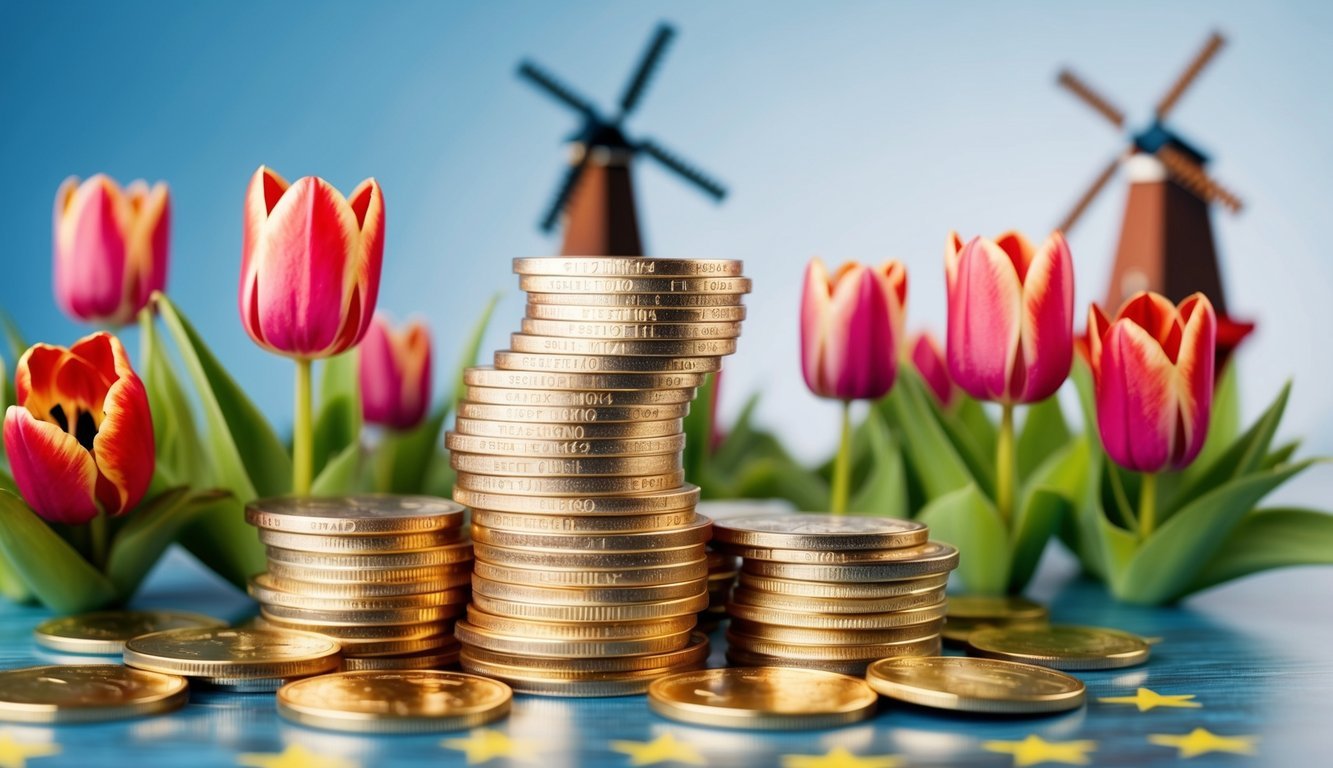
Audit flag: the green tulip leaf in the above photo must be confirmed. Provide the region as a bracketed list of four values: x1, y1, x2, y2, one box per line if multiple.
[0, 490, 118, 612]
[1017, 396, 1070, 480]
[0, 466, 15, 497]
[1262, 441, 1301, 470]
[1118, 459, 1314, 604]
[449, 293, 501, 413]
[177, 496, 263, 589]
[730, 456, 830, 512]
[847, 409, 908, 519]
[106, 488, 230, 596]
[139, 308, 207, 487]
[919, 484, 1009, 595]
[1070, 451, 1111, 580]
[924, 386, 995, 499]
[372, 406, 449, 494]
[683, 373, 716, 484]
[1187, 507, 1333, 593]
[1187, 363, 1241, 479]
[879, 372, 975, 502]
[0, 471, 31, 599]
[1009, 488, 1069, 593]
[313, 350, 361, 478]
[955, 397, 998, 459]
[312, 442, 363, 496]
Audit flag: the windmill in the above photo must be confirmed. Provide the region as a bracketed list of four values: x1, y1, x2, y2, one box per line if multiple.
[518, 22, 726, 257]
[1056, 30, 1253, 367]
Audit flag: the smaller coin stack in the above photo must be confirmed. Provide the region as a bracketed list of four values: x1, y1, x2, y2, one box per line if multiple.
[448, 256, 749, 696]
[696, 501, 793, 629]
[713, 514, 959, 676]
[245, 495, 471, 670]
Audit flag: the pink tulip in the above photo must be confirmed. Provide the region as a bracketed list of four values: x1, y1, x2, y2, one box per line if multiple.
[945, 230, 1074, 405]
[909, 331, 957, 408]
[359, 315, 432, 430]
[53, 175, 170, 326]
[1088, 292, 1216, 473]
[239, 166, 385, 359]
[800, 258, 907, 401]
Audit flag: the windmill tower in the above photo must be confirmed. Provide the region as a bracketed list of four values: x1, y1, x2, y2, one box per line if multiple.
[518, 22, 726, 257]
[1057, 31, 1253, 367]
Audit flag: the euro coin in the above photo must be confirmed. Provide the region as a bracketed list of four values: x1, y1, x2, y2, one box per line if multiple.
[341, 648, 461, 671]
[526, 291, 744, 308]
[453, 471, 686, 496]
[517, 274, 751, 295]
[266, 560, 468, 585]
[471, 592, 709, 623]
[258, 603, 461, 627]
[34, 611, 226, 655]
[509, 332, 738, 358]
[461, 386, 695, 407]
[463, 366, 704, 392]
[277, 670, 511, 733]
[712, 514, 928, 551]
[647, 667, 877, 731]
[493, 351, 721, 375]
[728, 585, 948, 614]
[723, 647, 884, 677]
[727, 600, 948, 630]
[519, 318, 742, 340]
[728, 618, 944, 646]
[720, 540, 956, 566]
[471, 576, 704, 605]
[453, 417, 684, 441]
[248, 575, 466, 611]
[512, 257, 744, 277]
[464, 607, 697, 641]
[254, 616, 447, 641]
[244, 495, 465, 535]
[740, 543, 960, 581]
[449, 452, 682, 477]
[458, 657, 704, 697]
[0, 665, 188, 723]
[738, 572, 949, 599]
[452, 484, 698, 515]
[471, 542, 706, 569]
[526, 302, 746, 323]
[456, 401, 691, 424]
[455, 621, 692, 658]
[473, 558, 708, 588]
[196, 676, 297, 694]
[263, 543, 473, 568]
[865, 656, 1086, 714]
[124, 627, 341, 679]
[470, 508, 696, 534]
[726, 630, 942, 661]
[470, 517, 710, 551]
[966, 625, 1150, 670]
[257, 572, 470, 599]
[460, 632, 709, 674]
[257, 528, 461, 554]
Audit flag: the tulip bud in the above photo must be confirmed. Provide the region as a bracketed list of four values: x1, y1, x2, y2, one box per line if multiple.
[800, 258, 907, 401]
[359, 315, 432, 430]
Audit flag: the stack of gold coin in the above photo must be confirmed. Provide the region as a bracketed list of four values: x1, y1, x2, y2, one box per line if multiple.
[448, 256, 749, 696]
[713, 514, 959, 675]
[696, 501, 792, 629]
[243, 495, 470, 669]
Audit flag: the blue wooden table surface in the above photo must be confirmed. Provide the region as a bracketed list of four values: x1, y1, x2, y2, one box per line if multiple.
[0, 545, 1329, 768]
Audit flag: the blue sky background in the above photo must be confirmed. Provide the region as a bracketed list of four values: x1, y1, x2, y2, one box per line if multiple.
[3, 1, 1332, 486]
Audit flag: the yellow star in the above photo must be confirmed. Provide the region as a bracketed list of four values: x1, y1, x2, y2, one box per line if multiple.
[236, 744, 357, 768]
[1148, 728, 1258, 758]
[611, 733, 706, 766]
[983, 735, 1097, 767]
[1100, 687, 1202, 712]
[0, 732, 59, 768]
[780, 746, 904, 768]
[442, 728, 540, 765]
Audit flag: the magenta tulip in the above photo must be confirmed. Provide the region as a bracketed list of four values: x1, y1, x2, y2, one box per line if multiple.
[800, 258, 907, 402]
[359, 315, 432, 430]
[53, 175, 170, 326]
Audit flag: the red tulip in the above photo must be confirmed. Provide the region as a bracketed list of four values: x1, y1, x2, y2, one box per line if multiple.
[359, 315, 432, 430]
[800, 258, 907, 401]
[53, 175, 170, 326]
[1088, 292, 1216, 473]
[3, 333, 154, 524]
[239, 166, 385, 359]
[909, 331, 957, 408]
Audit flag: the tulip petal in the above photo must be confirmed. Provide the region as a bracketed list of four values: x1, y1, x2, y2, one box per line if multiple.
[1086, 303, 1112, 379]
[800, 259, 833, 395]
[91, 373, 154, 516]
[829, 267, 896, 400]
[3, 406, 100, 525]
[911, 332, 955, 407]
[1171, 293, 1216, 468]
[1116, 291, 1182, 361]
[1014, 232, 1074, 402]
[944, 231, 966, 292]
[875, 261, 908, 350]
[1097, 321, 1179, 473]
[341, 178, 386, 351]
[53, 176, 130, 323]
[123, 182, 171, 318]
[947, 238, 1023, 403]
[240, 167, 291, 347]
[994, 230, 1036, 280]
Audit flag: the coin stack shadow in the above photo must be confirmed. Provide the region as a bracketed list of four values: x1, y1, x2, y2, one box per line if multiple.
[447, 257, 749, 696]
[715, 519, 960, 676]
[245, 496, 472, 670]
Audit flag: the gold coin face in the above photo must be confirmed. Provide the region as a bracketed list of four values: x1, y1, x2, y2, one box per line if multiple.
[866, 656, 1085, 714]
[966, 625, 1150, 670]
[512, 257, 744, 277]
[34, 611, 227, 655]
[277, 670, 511, 734]
[124, 627, 342, 678]
[0, 665, 188, 724]
[947, 595, 1049, 622]
[647, 667, 877, 730]
[713, 514, 928, 550]
[245, 495, 466, 535]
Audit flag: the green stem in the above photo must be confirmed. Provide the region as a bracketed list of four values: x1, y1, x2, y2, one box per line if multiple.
[996, 403, 1015, 525]
[1139, 472, 1158, 540]
[89, 513, 108, 572]
[830, 400, 853, 515]
[293, 358, 314, 495]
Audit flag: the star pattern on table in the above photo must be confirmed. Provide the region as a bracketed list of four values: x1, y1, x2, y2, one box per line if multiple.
[983, 735, 1097, 767]
[236, 744, 358, 768]
[1148, 727, 1258, 759]
[780, 746, 904, 768]
[442, 728, 540, 764]
[1100, 687, 1202, 712]
[0, 732, 60, 768]
[610, 733, 706, 766]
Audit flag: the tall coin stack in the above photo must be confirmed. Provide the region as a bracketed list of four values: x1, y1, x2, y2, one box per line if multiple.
[712, 514, 960, 675]
[448, 256, 749, 696]
[245, 495, 472, 670]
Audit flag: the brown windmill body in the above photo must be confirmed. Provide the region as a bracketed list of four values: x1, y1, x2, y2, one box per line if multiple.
[558, 148, 642, 257]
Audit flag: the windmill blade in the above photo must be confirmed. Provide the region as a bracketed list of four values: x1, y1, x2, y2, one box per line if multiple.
[637, 139, 727, 201]
[539, 152, 591, 232]
[1057, 69, 1126, 129]
[518, 60, 597, 119]
[618, 23, 676, 117]
[1156, 145, 1243, 213]
[1058, 152, 1125, 233]
[1155, 32, 1226, 119]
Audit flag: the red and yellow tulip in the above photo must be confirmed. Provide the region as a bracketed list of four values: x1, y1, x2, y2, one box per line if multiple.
[53, 175, 170, 326]
[238, 166, 385, 360]
[800, 258, 907, 402]
[3, 333, 154, 525]
[359, 315, 432, 430]
[909, 331, 956, 408]
[1087, 291, 1216, 474]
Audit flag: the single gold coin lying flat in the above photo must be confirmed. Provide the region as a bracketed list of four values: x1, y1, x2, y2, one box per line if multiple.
[712, 514, 928, 551]
[526, 302, 746, 324]
[461, 386, 695, 407]
[865, 656, 1085, 714]
[450, 451, 682, 478]
[728, 618, 944, 647]
[255, 616, 447, 641]
[340, 647, 461, 671]
[257, 571, 470, 599]
[471, 575, 704, 606]
[464, 607, 697, 641]
[726, 631, 942, 662]
[266, 559, 468, 585]
[720, 540, 954, 566]
[727, 599, 947, 630]
[738, 572, 949, 600]
[471, 541, 706, 570]
[0, 665, 188, 724]
[493, 350, 721, 376]
[470, 508, 696, 535]
[249, 574, 466, 611]
[123, 627, 342, 679]
[456, 400, 691, 425]
[526, 290, 743, 308]
[471, 591, 708, 623]
[263, 542, 473, 569]
[245, 495, 466, 535]
[463, 366, 704, 392]
[728, 585, 947, 614]
[455, 471, 687, 498]
[517, 274, 751, 295]
[518, 318, 742, 342]
[258, 602, 460, 627]
[510, 332, 738, 358]
[34, 610, 226, 655]
[512, 257, 744, 277]
[470, 516, 711, 552]
[647, 667, 877, 730]
[455, 621, 692, 659]
[740, 544, 959, 581]
[258, 528, 460, 554]
[453, 417, 685, 442]
[460, 633, 710, 676]
[473, 558, 708, 588]
[452, 484, 698, 515]
[947, 595, 1049, 622]
[966, 625, 1150, 670]
[277, 670, 510, 733]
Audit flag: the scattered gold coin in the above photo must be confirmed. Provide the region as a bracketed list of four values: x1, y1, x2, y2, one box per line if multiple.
[966, 624, 1151, 670]
[123, 627, 342, 680]
[648, 667, 878, 730]
[866, 656, 1086, 714]
[34, 610, 225, 655]
[0, 665, 187, 723]
[277, 670, 511, 733]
